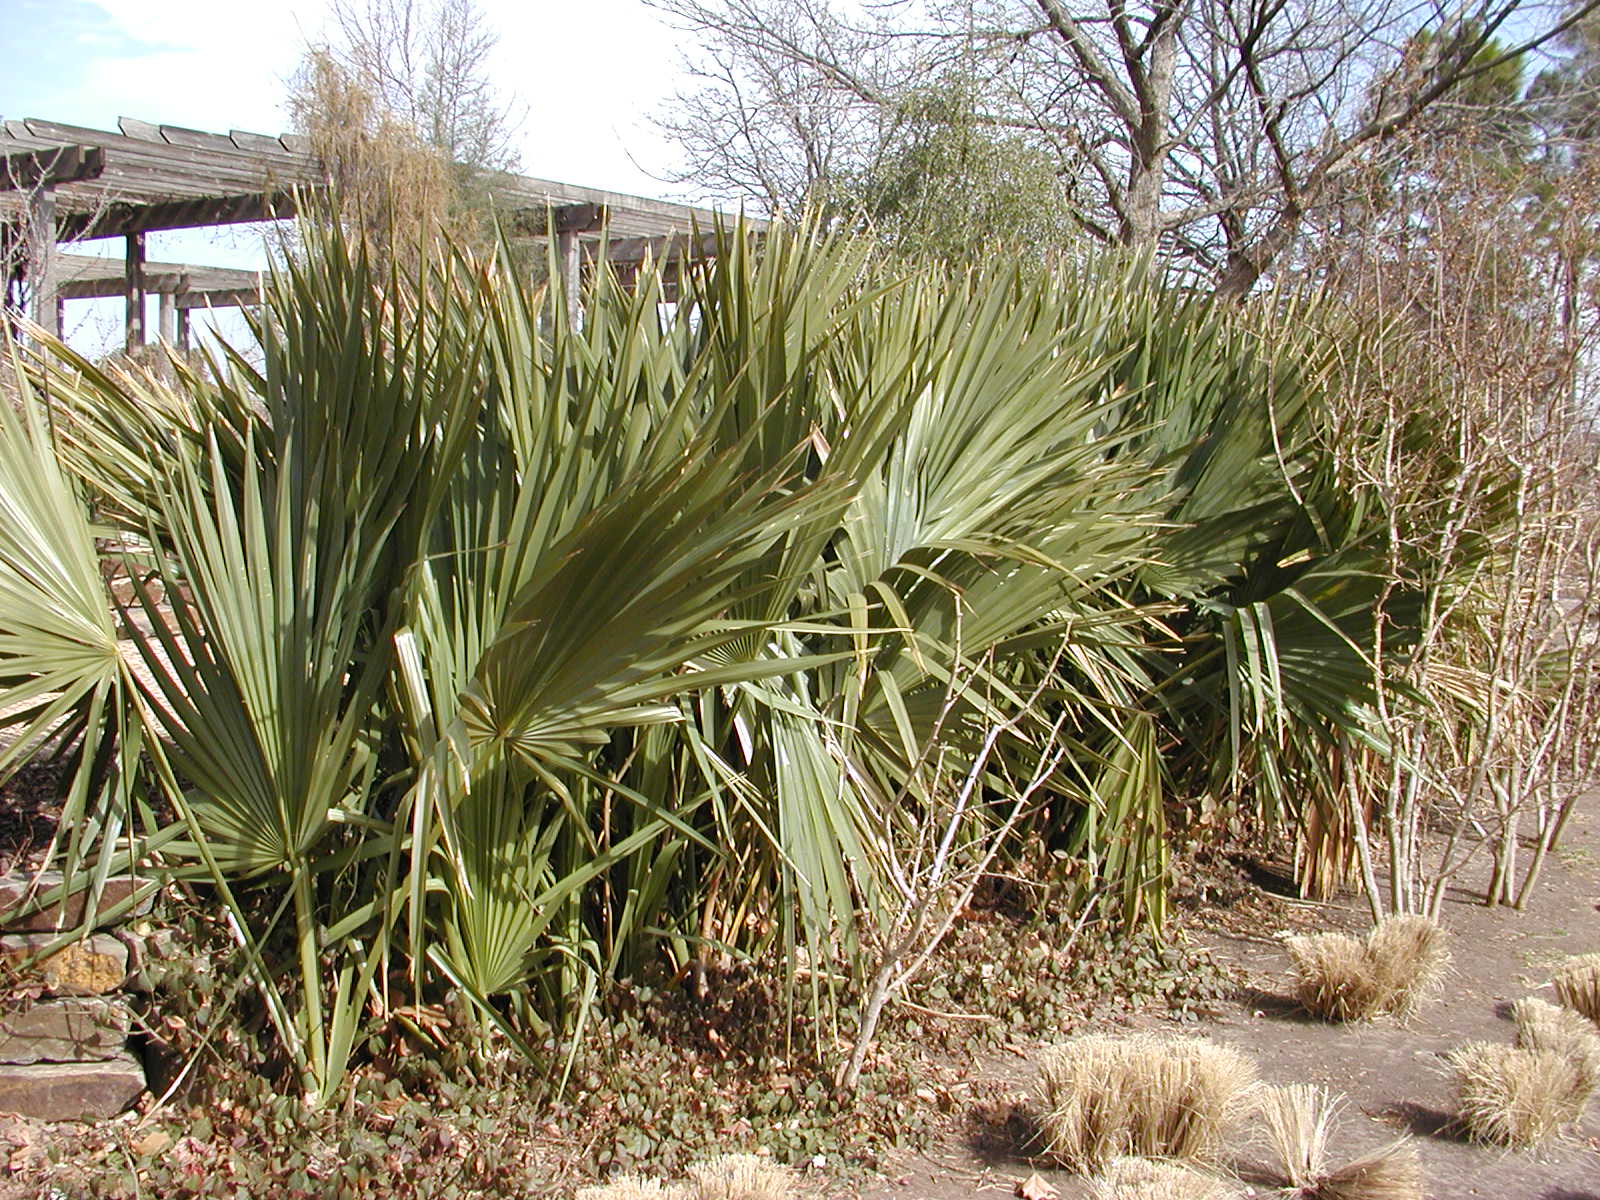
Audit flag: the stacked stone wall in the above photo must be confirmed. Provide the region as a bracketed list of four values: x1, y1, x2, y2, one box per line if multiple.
[0, 874, 151, 1121]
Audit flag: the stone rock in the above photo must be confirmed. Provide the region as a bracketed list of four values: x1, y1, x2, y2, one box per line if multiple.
[0, 873, 152, 933]
[0, 1055, 145, 1121]
[0, 934, 128, 995]
[0, 999, 131, 1065]
[116, 927, 182, 993]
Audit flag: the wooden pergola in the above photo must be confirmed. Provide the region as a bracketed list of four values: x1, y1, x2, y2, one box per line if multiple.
[55, 254, 265, 349]
[1, 116, 747, 349]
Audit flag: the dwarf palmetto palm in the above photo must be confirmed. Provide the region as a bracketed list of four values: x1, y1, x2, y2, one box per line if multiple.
[0, 218, 1429, 1102]
[0, 351, 173, 934]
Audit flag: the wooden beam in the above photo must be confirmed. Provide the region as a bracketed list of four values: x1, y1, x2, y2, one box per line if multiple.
[173, 289, 260, 310]
[0, 145, 105, 194]
[159, 292, 177, 344]
[26, 186, 57, 336]
[557, 228, 582, 333]
[506, 202, 606, 237]
[125, 233, 144, 354]
[57, 190, 304, 241]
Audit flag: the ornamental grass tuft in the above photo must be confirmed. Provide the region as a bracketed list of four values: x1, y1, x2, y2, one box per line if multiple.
[1254, 1083, 1421, 1200]
[1552, 953, 1600, 1025]
[1285, 916, 1448, 1022]
[683, 1153, 794, 1200]
[575, 1176, 680, 1200]
[1036, 1034, 1257, 1172]
[1449, 1040, 1591, 1149]
[1513, 996, 1600, 1093]
[1309, 1141, 1423, 1200]
[1083, 1156, 1243, 1199]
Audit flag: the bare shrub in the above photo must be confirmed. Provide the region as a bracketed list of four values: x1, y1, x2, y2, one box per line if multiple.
[1513, 996, 1600, 1091]
[683, 1153, 793, 1200]
[1449, 1041, 1591, 1149]
[1036, 1035, 1257, 1172]
[1285, 916, 1448, 1021]
[1083, 1157, 1243, 1199]
[1317, 135, 1600, 919]
[289, 46, 454, 266]
[576, 1177, 681, 1200]
[1552, 953, 1600, 1025]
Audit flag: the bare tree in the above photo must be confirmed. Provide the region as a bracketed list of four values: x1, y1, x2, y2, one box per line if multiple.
[307, 0, 521, 175]
[1318, 123, 1600, 917]
[652, 0, 1599, 292]
[653, 0, 901, 213]
[287, 0, 523, 255]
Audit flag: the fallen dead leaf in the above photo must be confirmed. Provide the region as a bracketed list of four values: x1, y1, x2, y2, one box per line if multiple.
[131, 1129, 172, 1157]
[1016, 1170, 1058, 1200]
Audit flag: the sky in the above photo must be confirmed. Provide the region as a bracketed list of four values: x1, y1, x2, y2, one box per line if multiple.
[0, 0, 698, 347]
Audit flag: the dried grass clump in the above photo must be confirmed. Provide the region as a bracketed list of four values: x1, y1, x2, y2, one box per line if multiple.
[1284, 934, 1381, 1022]
[1513, 996, 1600, 1092]
[1254, 1085, 1421, 1200]
[1449, 1041, 1590, 1149]
[1256, 1084, 1340, 1187]
[1552, 953, 1600, 1025]
[1311, 1141, 1423, 1200]
[1365, 916, 1450, 1018]
[683, 1153, 793, 1200]
[575, 1177, 680, 1200]
[1285, 916, 1448, 1022]
[1036, 1035, 1257, 1172]
[1083, 1156, 1243, 1200]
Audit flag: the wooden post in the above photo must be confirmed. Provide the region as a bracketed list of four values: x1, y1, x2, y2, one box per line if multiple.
[159, 292, 177, 344]
[176, 307, 191, 351]
[26, 186, 57, 336]
[124, 233, 145, 354]
[557, 228, 582, 333]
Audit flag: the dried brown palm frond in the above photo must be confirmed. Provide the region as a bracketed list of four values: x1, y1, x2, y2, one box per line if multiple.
[575, 1176, 681, 1200]
[1255, 1083, 1340, 1188]
[1284, 917, 1449, 1022]
[1036, 1035, 1258, 1172]
[1449, 1041, 1590, 1150]
[682, 1153, 794, 1200]
[1513, 996, 1600, 1092]
[1083, 1156, 1243, 1199]
[1552, 953, 1600, 1025]
[1311, 1139, 1423, 1200]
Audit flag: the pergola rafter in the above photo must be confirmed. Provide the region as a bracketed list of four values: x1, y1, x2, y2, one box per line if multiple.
[1, 115, 752, 347]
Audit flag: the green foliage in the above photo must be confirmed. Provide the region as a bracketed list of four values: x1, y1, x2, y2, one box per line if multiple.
[831, 73, 1077, 262]
[0, 218, 1457, 1106]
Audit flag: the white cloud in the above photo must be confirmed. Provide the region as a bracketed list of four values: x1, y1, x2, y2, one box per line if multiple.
[36, 1, 690, 193]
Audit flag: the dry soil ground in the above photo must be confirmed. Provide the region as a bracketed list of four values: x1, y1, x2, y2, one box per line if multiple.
[860, 804, 1600, 1200]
